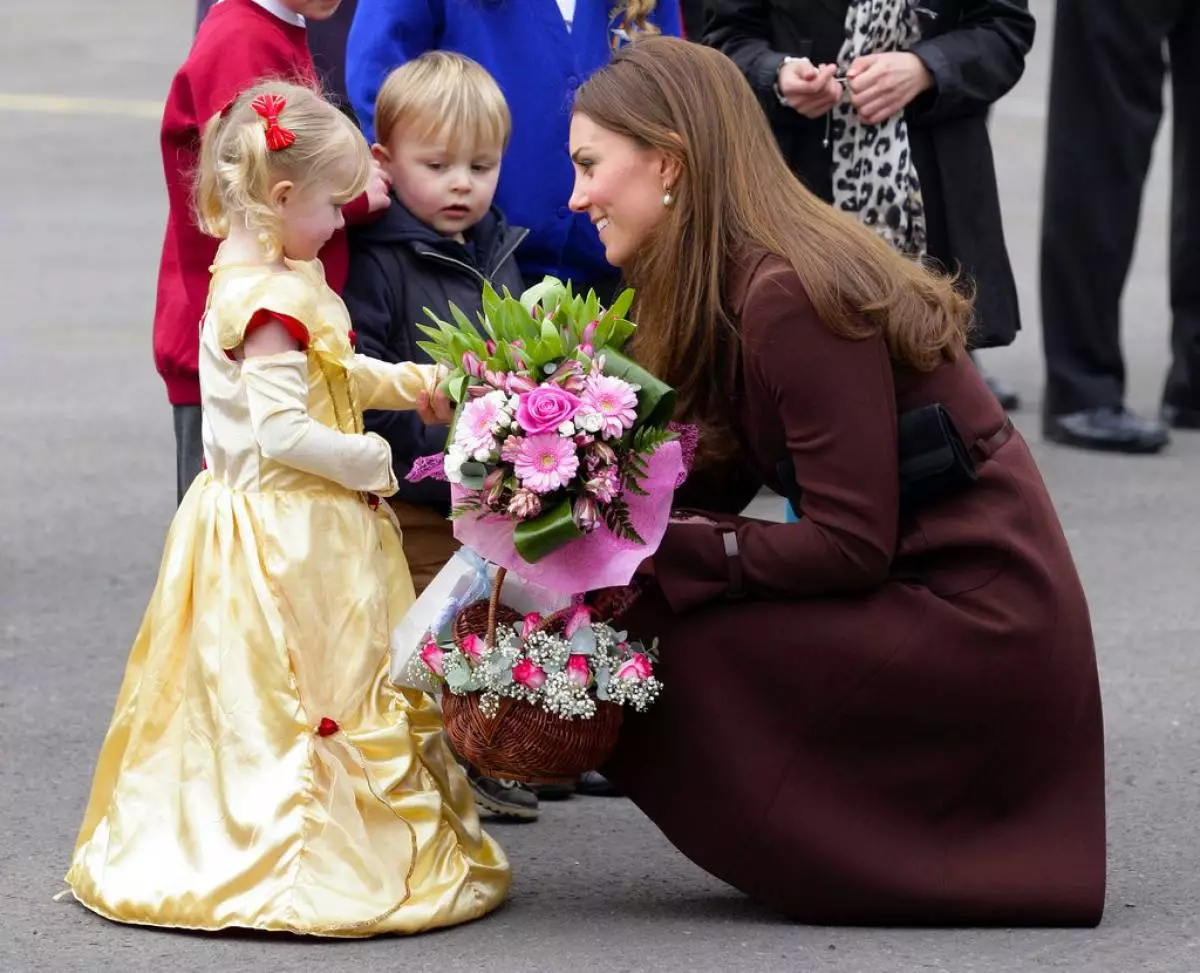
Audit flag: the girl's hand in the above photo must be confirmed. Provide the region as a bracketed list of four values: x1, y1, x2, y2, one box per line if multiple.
[847, 52, 933, 125]
[418, 386, 454, 425]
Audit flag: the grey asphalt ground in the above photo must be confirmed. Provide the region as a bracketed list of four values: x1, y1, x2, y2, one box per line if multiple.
[3, 2, 1199, 971]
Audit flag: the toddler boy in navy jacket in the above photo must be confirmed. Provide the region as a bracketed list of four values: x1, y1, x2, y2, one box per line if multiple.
[343, 52, 537, 820]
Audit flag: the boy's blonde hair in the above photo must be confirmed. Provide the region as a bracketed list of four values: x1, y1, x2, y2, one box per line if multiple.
[374, 52, 511, 155]
[195, 80, 372, 260]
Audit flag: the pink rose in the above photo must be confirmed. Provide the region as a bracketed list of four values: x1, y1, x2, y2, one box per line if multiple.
[460, 633, 484, 663]
[614, 652, 654, 682]
[565, 654, 592, 688]
[563, 604, 594, 638]
[512, 659, 547, 690]
[516, 385, 581, 435]
[521, 613, 542, 638]
[419, 638, 445, 676]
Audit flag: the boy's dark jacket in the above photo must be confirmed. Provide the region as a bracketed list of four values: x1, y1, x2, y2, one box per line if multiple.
[343, 195, 527, 511]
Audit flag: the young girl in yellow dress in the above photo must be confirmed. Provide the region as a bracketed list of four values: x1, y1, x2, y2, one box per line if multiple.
[65, 81, 510, 937]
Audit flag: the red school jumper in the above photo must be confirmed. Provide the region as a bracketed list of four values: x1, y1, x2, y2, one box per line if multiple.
[154, 0, 354, 406]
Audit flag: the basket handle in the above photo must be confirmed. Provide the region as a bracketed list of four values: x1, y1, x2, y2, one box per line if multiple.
[486, 566, 507, 647]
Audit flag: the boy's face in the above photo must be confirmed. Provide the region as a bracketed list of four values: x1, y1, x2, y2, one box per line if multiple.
[280, 0, 344, 20]
[374, 127, 503, 242]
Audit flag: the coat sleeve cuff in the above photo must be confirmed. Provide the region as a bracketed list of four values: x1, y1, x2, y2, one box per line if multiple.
[754, 50, 790, 97]
[908, 40, 954, 121]
[654, 521, 741, 614]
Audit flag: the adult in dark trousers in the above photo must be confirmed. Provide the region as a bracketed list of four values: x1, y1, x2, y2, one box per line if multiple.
[705, 0, 1031, 411]
[1040, 0, 1198, 454]
[194, 0, 357, 109]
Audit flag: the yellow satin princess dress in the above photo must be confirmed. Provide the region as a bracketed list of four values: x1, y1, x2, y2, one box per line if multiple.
[66, 258, 509, 936]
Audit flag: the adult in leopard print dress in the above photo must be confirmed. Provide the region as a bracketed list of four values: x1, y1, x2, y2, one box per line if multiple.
[706, 0, 1033, 367]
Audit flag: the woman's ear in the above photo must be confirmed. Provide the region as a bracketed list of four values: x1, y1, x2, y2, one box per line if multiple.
[658, 151, 683, 190]
[268, 179, 294, 212]
[659, 133, 685, 187]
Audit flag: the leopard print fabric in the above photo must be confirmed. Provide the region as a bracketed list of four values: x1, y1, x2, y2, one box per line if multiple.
[829, 0, 927, 256]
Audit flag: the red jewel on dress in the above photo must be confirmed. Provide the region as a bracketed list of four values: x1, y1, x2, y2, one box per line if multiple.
[348, 329, 357, 347]
[316, 717, 339, 737]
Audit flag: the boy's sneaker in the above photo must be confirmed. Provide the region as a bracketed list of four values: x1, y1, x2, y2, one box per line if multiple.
[466, 766, 539, 821]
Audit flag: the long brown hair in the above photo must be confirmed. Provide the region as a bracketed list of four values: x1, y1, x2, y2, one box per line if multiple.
[573, 37, 972, 464]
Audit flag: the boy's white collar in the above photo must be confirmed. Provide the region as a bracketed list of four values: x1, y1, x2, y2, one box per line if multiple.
[246, 0, 306, 27]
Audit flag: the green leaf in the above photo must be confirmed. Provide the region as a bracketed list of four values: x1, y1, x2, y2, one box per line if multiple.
[459, 461, 487, 491]
[513, 497, 584, 562]
[447, 373, 468, 404]
[415, 340, 446, 363]
[608, 287, 635, 322]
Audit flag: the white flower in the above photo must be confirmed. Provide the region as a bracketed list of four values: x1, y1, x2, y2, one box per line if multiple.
[557, 420, 576, 437]
[493, 412, 512, 429]
[578, 411, 605, 434]
[444, 445, 468, 484]
[473, 447, 494, 463]
[508, 394, 521, 412]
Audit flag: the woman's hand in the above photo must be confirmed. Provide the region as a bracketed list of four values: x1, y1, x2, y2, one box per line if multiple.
[847, 52, 933, 125]
[777, 57, 843, 119]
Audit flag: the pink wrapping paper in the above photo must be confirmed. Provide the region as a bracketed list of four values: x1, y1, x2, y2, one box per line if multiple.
[450, 440, 686, 595]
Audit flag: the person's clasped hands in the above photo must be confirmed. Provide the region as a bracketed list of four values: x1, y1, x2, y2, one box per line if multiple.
[777, 52, 933, 125]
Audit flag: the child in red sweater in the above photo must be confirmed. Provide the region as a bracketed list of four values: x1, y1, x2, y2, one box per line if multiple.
[156, 0, 388, 503]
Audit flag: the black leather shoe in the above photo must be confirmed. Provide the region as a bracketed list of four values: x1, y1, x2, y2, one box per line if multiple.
[575, 770, 621, 797]
[1162, 403, 1200, 430]
[532, 781, 576, 801]
[971, 354, 1020, 411]
[1043, 406, 1169, 454]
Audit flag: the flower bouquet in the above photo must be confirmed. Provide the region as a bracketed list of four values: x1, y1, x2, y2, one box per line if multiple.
[405, 278, 684, 782]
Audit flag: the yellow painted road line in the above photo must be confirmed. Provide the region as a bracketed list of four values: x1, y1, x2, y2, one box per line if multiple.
[0, 93, 162, 119]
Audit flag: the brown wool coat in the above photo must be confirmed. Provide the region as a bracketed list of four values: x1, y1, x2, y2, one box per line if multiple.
[603, 251, 1106, 926]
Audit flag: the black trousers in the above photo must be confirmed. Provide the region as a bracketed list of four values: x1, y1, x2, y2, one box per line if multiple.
[1040, 0, 1200, 415]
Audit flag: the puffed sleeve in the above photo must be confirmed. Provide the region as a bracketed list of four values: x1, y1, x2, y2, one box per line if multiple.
[211, 271, 316, 351]
[653, 260, 901, 611]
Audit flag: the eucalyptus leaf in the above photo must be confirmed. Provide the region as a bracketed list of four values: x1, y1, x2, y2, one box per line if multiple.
[595, 666, 612, 701]
[446, 666, 473, 690]
[569, 626, 597, 656]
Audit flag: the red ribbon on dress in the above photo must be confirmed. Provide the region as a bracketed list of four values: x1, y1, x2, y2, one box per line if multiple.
[251, 93, 296, 151]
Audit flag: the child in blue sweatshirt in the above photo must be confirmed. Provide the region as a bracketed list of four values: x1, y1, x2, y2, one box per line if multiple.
[345, 0, 681, 299]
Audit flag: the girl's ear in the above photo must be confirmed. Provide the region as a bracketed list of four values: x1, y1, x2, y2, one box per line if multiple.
[371, 143, 391, 165]
[268, 179, 294, 212]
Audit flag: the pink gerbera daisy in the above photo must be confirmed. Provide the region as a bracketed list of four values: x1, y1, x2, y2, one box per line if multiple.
[513, 433, 580, 494]
[455, 390, 505, 456]
[580, 373, 639, 440]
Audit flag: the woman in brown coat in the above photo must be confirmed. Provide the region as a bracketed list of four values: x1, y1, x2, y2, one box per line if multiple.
[568, 36, 1106, 925]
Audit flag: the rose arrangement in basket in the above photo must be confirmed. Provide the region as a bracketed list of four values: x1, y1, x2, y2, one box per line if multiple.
[419, 600, 661, 722]
[409, 277, 687, 596]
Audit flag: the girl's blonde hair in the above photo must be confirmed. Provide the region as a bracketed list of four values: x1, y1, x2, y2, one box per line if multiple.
[374, 51, 511, 155]
[618, 0, 660, 34]
[196, 80, 372, 260]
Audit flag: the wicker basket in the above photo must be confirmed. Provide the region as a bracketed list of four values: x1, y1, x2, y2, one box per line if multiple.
[441, 567, 623, 784]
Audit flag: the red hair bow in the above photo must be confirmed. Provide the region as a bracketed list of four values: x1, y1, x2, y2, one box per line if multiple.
[251, 93, 295, 151]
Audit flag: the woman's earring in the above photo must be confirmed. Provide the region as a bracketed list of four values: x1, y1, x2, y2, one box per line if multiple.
[662, 186, 675, 207]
